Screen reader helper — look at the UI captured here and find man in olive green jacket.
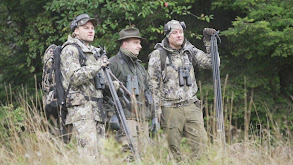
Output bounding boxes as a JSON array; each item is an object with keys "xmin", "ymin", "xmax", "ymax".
[{"xmin": 107, "ymin": 27, "xmax": 159, "ymax": 155}]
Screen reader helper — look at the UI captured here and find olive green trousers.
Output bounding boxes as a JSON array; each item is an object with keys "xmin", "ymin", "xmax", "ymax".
[{"xmin": 162, "ymin": 103, "xmax": 208, "ymax": 161}]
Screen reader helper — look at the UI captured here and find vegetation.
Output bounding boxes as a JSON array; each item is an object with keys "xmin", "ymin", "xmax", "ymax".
[
  {"xmin": 0, "ymin": 0, "xmax": 292, "ymax": 164},
  {"xmin": 1, "ymin": 81, "xmax": 292, "ymax": 164}
]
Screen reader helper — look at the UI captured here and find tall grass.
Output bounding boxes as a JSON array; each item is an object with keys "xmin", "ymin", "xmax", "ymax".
[{"xmin": 0, "ymin": 76, "xmax": 292, "ymax": 165}]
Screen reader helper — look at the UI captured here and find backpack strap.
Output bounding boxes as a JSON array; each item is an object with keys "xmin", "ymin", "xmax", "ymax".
[
  {"xmin": 157, "ymin": 47, "xmax": 168, "ymax": 71},
  {"xmin": 182, "ymin": 42, "xmax": 195, "ymax": 66},
  {"xmin": 76, "ymin": 46, "xmax": 86, "ymax": 67},
  {"xmin": 54, "ymin": 46, "xmax": 66, "ymax": 106},
  {"xmin": 155, "ymin": 47, "xmax": 165, "ymax": 79},
  {"xmin": 158, "ymin": 44, "xmax": 195, "ymax": 70},
  {"xmin": 58, "ymin": 43, "xmax": 87, "ymax": 106},
  {"xmin": 157, "ymin": 47, "xmax": 177, "ymax": 73}
]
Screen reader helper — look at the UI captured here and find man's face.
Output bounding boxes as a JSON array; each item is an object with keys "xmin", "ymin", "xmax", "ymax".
[
  {"xmin": 123, "ymin": 38, "xmax": 142, "ymax": 55},
  {"xmin": 168, "ymin": 26, "xmax": 184, "ymax": 50},
  {"xmin": 74, "ymin": 21, "xmax": 95, "ymax": 44}
]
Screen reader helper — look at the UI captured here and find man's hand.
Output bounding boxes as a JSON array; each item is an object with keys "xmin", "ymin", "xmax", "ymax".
[
  {"xmin": 109, "ymin": 115, "xmax": 120, "ymax": 131},
  {"xmin": 150, "ymin": 117, "xmax": 160, "ymax": 135},
  {"xmin": 98, "ymin": 55, "xmax": 109, "ymax": 68}
]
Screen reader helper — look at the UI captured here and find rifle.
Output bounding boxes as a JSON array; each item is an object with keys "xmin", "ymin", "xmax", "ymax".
[
  {"xmin": 103, "ymin": 66, "xmax": 141, "ymax": 162},
  {"xmin": 210, "ymin": 31, "xmax": 226, "ymax": 147}
]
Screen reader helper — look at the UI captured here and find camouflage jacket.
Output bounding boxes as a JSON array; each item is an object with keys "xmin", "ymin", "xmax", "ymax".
[
  {"xmin": 60, "ymin": 35, "xmax": 104, "ymax": 124},
  {"xmin": 148, "ymin": 37, "xmax": 215, "ymax": 112},
  {"xmin": 108, "ymin": 51, "xmax": 153, "ymax": 120}
]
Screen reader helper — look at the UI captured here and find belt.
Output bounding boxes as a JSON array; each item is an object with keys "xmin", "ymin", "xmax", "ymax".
[
  {"xmin": 84, "ymin": 96, "xmax": 102, "ymax": 102},
  {"xmin": 171, "ymin": 100, "xmax": 191, "ymax": 107}
]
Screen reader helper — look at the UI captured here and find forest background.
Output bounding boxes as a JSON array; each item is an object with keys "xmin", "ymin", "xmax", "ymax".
[{"xmin": 0, "ymin": 0, "xmax": 292, "ymax": 164}]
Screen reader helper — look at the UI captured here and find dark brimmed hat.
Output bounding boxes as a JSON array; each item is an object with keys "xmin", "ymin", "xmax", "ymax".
[
  {"xmin": 70, "ymin": 14, "xmax": 98, "ymax": 32},
  {"xmin": 117, "ymin": 27, "xmax": 146, "ymax": 41}
]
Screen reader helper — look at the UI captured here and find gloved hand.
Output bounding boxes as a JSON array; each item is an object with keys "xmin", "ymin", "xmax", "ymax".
[
  {"xmin": 203, "ymin": 28, "xmax": 217, "ymax": 39},
  {"xmin": 109, "ymin": 115, "xmax": 120, "ymax": 131},
  {"xmin": 97, "ymin": 55, "xmax": 109, "ymax": 68},
  {"xmin": 203, "ymin": 28, "xmax": 217, "ymax": 36},
  {"xmin": 150, "ymin": 117, "xmax": 160, "ymax": 134}
]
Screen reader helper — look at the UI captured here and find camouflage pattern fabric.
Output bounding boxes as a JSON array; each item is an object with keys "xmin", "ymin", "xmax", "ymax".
[
  {"xmin": 42, "ymin": 44, "xmax": 57, "ymax": 107},
  {"xmin": 60, "ymin": 35, "xmax": 106, "ymax": 157},
  {"xmin": 60, "ymin": 35, "xmax": 104, "ymax": 124},
  {"xmin": 148, "ymin": 38, "xmax": 213, "ymax": 114},
  {"xmin": 65, "ymin": 100, "xmax": 103, "ymax": 125},
  {"xmin": 148, "ymin": 37, "xmax": 214, "ymax": 161},
  {"xmin": 73, "ymin": 119, "xmax": 105, "ymax": 159}
]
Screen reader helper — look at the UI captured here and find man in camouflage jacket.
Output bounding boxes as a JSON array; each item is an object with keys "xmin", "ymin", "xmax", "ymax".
[
  {"xmin": 60, "ymin": 14, "xmax": 109, "ymax": 159},
  {"xmin": 148, "ymin": 20, "xmax": 217, "ymax": 161},
  {"xmin": 107, "ymin": 27, "xmax": 159, "ymax": 156}
]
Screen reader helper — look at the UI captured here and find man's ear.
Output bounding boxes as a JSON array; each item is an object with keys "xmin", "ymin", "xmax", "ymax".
[
  {"xmin": 121, "ymin": 40, "xmax": 127, "ymax": 49},
  {"xmin": 74, "ymin": 28, "xmax": 79, "ymax": 36}
]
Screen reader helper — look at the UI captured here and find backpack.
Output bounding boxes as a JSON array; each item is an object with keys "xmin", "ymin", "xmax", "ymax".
[
  {"xmin": 42, "ymin": 43, "xmax": 86, "ymax": 120},
  {"xmin": 42, "ymin": 44, "xmax": 59, "ymax": 119}
]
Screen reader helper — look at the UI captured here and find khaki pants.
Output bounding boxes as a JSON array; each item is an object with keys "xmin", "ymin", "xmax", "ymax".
[{"xmin": 162, "ymin": 103, "xmax": 208, "ymax": 161}]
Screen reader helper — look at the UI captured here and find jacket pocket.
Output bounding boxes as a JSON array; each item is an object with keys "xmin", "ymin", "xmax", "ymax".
[{"xmin": 66, "ymin": 92, "xmax": 86, "ymax": 107}]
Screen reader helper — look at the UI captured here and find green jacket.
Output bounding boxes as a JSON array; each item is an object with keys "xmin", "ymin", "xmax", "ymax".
[{"xmin": 108, "ymin": 51, "xmax": 153, "ymax": 120}]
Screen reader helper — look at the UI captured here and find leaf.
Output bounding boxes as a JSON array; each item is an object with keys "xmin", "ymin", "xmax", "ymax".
[{"xmin": 206, "ymin": 17, "xmax": 210, "ymax": 23}]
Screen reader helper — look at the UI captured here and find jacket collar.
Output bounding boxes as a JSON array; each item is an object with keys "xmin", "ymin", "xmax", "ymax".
[
  {"xmin": 154, "ymin": 37, "xmax": 188, "ymax": 54},
  {"xmin": 118, "ymin": 50, "xmax": 142, "ymax": 63},
  {"xmin": 63, "ymin": 35, "xmax": 94, "ymax": 53}
]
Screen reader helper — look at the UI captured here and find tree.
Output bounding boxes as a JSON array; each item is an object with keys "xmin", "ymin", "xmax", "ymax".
[
  {"xmin": 219, "ymin": 0, "xmax": 293, "ymax": 97},
  {"xmin": 212, "ymin": 0, "xmax": 293, "ymax": 129},
  {"xmin": 0, "ymin": 0, "xmax": 194, "ymax": 103}
]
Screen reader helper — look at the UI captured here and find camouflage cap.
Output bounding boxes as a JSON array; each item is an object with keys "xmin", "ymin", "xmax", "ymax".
[
  {"xmin": 70, "ymin": 14, "xmax": 97, "ymax": 32},
  {"xmin": 164, "ymin": 20, "xmax": 186, "ymax": 37}
]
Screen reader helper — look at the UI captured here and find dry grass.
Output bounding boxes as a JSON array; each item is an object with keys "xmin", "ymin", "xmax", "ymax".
[{"xmin": 0, "ymin": 79, "xmax": 292, "ymax": 165}]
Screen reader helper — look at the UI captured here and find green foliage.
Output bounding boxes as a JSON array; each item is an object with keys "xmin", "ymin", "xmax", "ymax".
[
  {"xmin": 220, "ymin": 0, "xmax": 293, "ymax": 95},
  {"xmin": 0, "ymin": 0, "xmax": 193, "ymax": 102},
  {"xmin": 0, "ymin": 104, "xmax": 25, "ymax": 141},
  {"xmin": 211, "ymin": 0, "xmax": 293, "ymax": 130},
  {"xmin": 0, "ymin": 0, "xmax": 292, "ymax": 136}
]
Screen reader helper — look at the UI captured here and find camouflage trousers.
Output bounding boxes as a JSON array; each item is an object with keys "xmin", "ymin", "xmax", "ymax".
[
  {"xmin": 73, "ymin": 119, "xmax": 105, "ymax": 159},
  {"xmin": 116, "ymin": 120, "xmax": 149, "ymax": 155},
  {"xmin": 162, "ymin": 103, "xmax": 208, "ymax": 161}
]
